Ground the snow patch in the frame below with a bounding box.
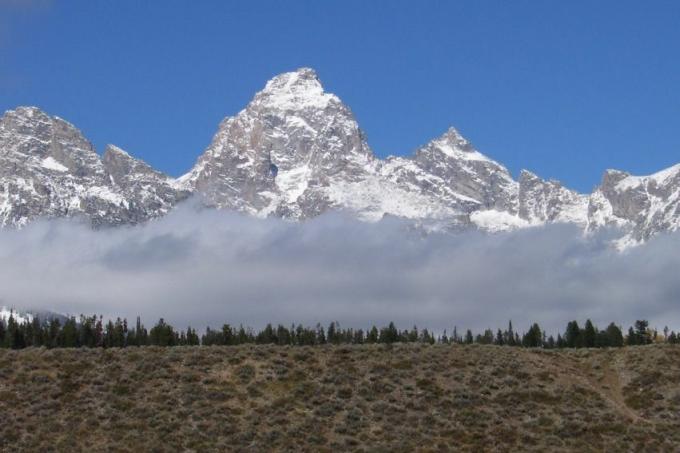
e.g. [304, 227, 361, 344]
[86, 186, 127, 206]
[275, 164, 311, 202]
[41, 156, 69, 172]
[0, 307, 33, 324]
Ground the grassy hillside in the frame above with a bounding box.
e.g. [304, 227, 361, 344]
[1, 344, 679, 451]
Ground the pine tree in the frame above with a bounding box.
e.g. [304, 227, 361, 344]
[634, 320, 650, 345]
[546, 335, 555, 349]
[565, 321, 581, 348]
[149, 318, 176, 346]
[45, 318, 61, 348]
[237, 325, 250, 344]
[669, 331, 678, 344]
[583, 320, 597, 348]
[123, 318, 128, 347]
[605, 323, 624, 347]
[380, 322, 399, 344]
[522, 323, 543, 348]
[480, 329, 494, 345]
[366, 326, 378, 344]
[506, 321, 516, 346]
[29, 317, 43, 347]
[495, 329, 504, 346]
[4, 314, 25, 349]
[408, 326, 419, 342]
[95, 316, 104, 347]
[327, 322, 337, 345]
[186, 327, 200, 346]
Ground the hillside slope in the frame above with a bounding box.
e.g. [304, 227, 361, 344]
[1, 344, 678, 451]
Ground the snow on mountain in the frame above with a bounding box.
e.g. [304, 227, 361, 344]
[587, 165, 680, 245]
[2, 68, 680, 246]
[518, 170, 589, 226]
[180, 68, 463, 222]
[180, 68, 519, 227]
[0, 107, 186, 227]
[0, 307, 33, 324]
[102, 144, 190, 222]
[410, 127, 519, 214]
[0, 306, 70, 325]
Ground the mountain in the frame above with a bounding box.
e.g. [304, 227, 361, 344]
[0, 107, 187, 227]
[587, 165, 680, 245]
[177, 68, 521, 227]
[2, 68, 680, 246]
[0, 306, 68, 325]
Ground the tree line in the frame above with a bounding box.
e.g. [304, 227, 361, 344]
[0, 312, 678, 350]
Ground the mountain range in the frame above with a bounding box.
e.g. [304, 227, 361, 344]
[2, 67, 679, 247]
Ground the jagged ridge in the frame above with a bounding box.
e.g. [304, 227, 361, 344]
[2, 68, 679, 246]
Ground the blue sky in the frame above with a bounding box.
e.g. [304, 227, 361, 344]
[1, 0, 679, 192]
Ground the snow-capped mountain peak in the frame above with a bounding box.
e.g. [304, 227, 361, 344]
[254, 67, 339, 112]
[589, 164, 680, 242]
[3, 69, 680, 247]
[0, 107, 185, 227]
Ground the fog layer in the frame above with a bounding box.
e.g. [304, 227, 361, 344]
[1, 203, 678, 334]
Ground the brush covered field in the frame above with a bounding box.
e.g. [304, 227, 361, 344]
[0, 344, 679, 452]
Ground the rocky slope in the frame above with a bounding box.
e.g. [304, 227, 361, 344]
[0, 107, 187, 227]
[2, 68, 679, 245]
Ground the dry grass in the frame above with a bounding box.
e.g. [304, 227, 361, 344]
[1, 344, 679, 452]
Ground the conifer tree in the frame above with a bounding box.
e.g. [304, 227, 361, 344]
[495, 329, 504, 346]
[634, 320, 650, 345]
[315, 323, 326, 344]
[366, 326, 378, 343]
[149, 318, 176, 346]
[565, 321, 581, 348]
[408, 326, 419, 342]
[478, 329, 494, 345]
[506, 321, 516, 346]
[522, 323, 542, 348]
[238, 325, 251, 344]
[605, 323, 624, 347]
[669, 331, 678, 344]
[546, 335, 555, 349]
[583, 320, 597, 348]
[380, 322, 399, 344]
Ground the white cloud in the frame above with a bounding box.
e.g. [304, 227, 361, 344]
[1, 202, 679, 335]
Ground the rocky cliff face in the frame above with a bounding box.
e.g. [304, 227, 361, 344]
[518, 170, 589, 225]
[178, 69, 521, 226]
[2, 68, 680, 247]
[102, 145, 189, 222]
[587, 165, 680, 245]
[0, 107, 185, 227]
[178, 68, 381, 220]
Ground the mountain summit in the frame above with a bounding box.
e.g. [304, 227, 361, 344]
[0, 106, 186, 227]
[2, 68, 680, 246]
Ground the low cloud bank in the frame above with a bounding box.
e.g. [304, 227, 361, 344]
[1, 203, 679, 334]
